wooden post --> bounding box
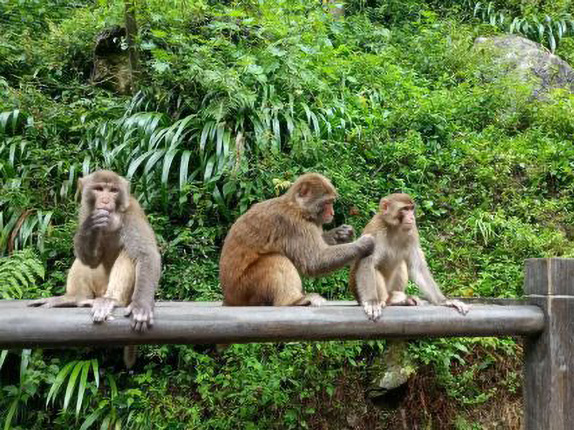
[524,258,574,429]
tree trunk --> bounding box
[124,0,139,92]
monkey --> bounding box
[29,170,161,366]
[350,193,470,321]
[219,173,375,307]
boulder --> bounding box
[474,35,574,97]
[367,341,417,401]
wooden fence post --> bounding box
[524,258,574,429]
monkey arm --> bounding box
[406,246,446,304]
[74,227,103,268]
[127,248,161,331]
[301,235,374,276]
[353,256,380,303]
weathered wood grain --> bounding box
[524,258,574,430]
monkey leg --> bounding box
[239,254,320,306]
[105,251,135,305]
[29,259,106,308]
[385,262,421,306]
[88,251,135,323]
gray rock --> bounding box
[367,341,417,399]
[474,35,574,97]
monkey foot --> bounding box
[444,299,470,315]
[90,297,117,323]
[363,300,384,321]
[299,293,327,307]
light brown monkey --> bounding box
[219,173,375,306]
[30,170,161,365]
[350,193,469,320]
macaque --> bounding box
[220,173,375,306]
[30,170,161,365]
[350,193,469,321]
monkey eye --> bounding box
[93,185,104,192]
[110,187,119,193]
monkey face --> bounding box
[380,194,416,230]
[290,173,338,225]
[397,206,416,231]
[320,199,335,224]
[90,182,121,213]
[80,170,130,215]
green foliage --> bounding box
[0,350,59,430]
[46,359,99,416]
[0,249,45,299]
[468,1,574,52]
[1,0,574,428]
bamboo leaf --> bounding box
[0,350,8,370]
[127,150,154,179]
[4,398,18,430]
[63,361,84,409]
[47,361,76,405]
[80,406,105,430]
[161,149,179,186]
[143,149,166,175]
[203,155,215,181]
[75,361,91,415]
[179,151,192,190]
[91,359,100,388]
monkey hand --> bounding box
[125,300,154,332]
[443,299,470,315]
[330,224,355,244]
[88,297,118,323]
[356,234,375,257]
[362,300,384,321]
[87,209,111,230]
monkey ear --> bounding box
[298,183,310,198]
[379,198,389,214]
[122,177,130,196]
[119,177,131,211]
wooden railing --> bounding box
[0,258,571,429]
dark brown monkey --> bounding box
[350,193,469,320]
[30,170,161,338]
[219,173,375,306]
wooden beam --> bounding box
[0,300,543,348]
[524,258,574,430]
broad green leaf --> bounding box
[75,361,91,415]
[63,360,84,409]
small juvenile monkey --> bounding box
[350,193,469,321]
[30,170,161,350]
[220,173,375,306]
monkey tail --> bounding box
[123,345,137,369]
